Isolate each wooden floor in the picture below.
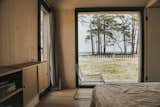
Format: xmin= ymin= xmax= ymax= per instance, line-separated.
xmin=36 ymin=89 xmax=93 ymax=107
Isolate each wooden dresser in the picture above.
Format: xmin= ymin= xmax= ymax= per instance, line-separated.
xmin=0 ymin=61 xmax=49 ymax=107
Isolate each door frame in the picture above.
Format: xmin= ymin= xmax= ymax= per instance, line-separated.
xmin=75 ymin=7 xmax=145 ymax=88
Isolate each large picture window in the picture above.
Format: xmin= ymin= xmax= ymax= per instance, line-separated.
xmin=75 ymin=8 xmax=144 ymax=87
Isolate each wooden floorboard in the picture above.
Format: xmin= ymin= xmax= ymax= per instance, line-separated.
xmin=36 ymin=89 xmax=93 ymax=107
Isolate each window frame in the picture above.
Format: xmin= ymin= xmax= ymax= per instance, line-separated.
xmin=38 ymin=0 xmax=51 ymax=62
xmin=75 ymin=7 xmax=145 ymax=88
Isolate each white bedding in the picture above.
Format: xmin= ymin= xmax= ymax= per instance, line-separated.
xmin=91 ymin=83 xmax=160 ymax=107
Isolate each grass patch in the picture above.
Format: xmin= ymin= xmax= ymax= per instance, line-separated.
xmin=79 ymin=57 xmax=139 ymax=82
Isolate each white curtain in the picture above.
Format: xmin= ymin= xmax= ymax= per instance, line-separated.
xmin=48 ymin=7 xmax=62 ymax=90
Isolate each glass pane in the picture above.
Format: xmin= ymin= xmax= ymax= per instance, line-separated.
xmin=78 ymin=11 xmax=141 ymax=86
xmin=40 ymin=8 xmax=49 ymax=61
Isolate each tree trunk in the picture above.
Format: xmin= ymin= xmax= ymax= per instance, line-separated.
xmin=103 ymin=20 xmax=106 ymax=54
xmin=97 ymin=28 xmax=100 ymax=54
xmin=119 ymin=16 xmax=127 ymax=54
xmin=131 ymin=16 xmax=136 ymax=54
xmin=123 ymin=34 xmax=127 ymax=54
xmin=136 ymin=28 xmax=140 ymax=54
xmin=89 ymin=23 xmax=94 ymax=55
xmin=97 ymin=18 xmax=101 ymax=55
xmin=91 ymin=34 xmax=94 ymax=55
xmin=117 ymin=42 xmax=123 ymax=53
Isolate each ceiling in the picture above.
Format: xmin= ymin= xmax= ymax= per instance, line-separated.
xmin=151 ymin=0 xmax=160 ymax=7
xmin=46 ymin=0 xmax=154 ymax=9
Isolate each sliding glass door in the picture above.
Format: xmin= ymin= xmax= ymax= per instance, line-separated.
xmin=75 ymin=8 xmax=144 ymax=87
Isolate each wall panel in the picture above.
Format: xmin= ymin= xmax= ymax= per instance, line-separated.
xmin=0 ymin=0 xmax=38 ymax=66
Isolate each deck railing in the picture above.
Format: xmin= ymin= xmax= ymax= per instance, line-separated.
xmin=80 ymin=54 xmax=139 ymax=63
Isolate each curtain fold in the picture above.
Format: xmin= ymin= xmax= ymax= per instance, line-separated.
xmin=48 ymin=7 xmax=62 ymax=90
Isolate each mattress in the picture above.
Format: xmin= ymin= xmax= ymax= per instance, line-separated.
xmin=91 ymin=83 xmax=160 ymax=107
